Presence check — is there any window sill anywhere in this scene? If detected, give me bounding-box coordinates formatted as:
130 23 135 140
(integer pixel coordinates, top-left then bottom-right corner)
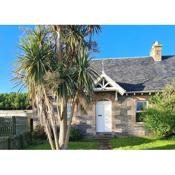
135 122 144 126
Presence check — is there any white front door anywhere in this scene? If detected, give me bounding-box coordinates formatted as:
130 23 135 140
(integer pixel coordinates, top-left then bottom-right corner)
96 101 112 132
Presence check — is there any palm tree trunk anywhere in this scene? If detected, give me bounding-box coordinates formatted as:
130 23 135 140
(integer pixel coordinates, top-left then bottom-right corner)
43 89 59 150
40 103 55 150
36 92 55 150
64 102 76 149
44 118 55 150
59 119 66 149
47 106 59 149
53 25 62 61
58 102 67 149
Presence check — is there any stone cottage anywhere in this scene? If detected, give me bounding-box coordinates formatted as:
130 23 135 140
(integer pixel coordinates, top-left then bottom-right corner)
70 41 175 137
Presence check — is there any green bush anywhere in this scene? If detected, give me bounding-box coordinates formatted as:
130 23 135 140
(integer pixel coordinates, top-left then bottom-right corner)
143 108 175 137
143 82 175 137
0 93 31 110
32 125 83 142
32 125 47 140
69 127 83 141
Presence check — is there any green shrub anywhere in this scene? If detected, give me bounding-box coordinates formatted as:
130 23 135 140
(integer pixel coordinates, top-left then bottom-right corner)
0 93 32 110
69 127 83 141
143 108 175 137
143 82 175 137
32 125 82 142
32 125 47 140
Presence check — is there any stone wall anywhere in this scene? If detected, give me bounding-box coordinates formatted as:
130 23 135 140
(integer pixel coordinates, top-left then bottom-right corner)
0 110 32 117
113 95 149 136
0 96 149 137
0 110 33 136
72 102 96 136
73 92 149 137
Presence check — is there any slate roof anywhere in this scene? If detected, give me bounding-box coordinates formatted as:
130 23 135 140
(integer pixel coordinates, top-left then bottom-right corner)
90 55 175 92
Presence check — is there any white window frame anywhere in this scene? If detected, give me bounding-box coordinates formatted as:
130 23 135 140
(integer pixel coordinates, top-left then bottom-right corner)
135 100 148 123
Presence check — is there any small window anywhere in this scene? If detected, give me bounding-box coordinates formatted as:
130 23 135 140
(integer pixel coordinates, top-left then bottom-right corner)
136 100 148 122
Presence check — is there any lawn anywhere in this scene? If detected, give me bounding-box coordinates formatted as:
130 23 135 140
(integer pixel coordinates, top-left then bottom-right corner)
25 139 99 150
111 136 175 150
25 136 175 150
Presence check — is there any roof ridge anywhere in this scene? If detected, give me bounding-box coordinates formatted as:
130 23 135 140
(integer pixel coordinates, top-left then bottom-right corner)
92 55 175 61
92 55 150 61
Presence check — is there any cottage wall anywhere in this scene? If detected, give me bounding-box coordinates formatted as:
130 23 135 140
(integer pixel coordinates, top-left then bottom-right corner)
73 92 150 137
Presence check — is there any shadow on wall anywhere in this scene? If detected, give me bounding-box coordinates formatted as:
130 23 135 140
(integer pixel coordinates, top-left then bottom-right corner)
73 120 93 136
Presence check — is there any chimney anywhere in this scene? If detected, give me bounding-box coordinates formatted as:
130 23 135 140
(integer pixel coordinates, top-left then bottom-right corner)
150 41 162 61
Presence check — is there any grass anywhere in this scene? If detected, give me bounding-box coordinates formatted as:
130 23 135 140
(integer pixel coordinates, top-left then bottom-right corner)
25 136 175 150
26 142 51 150
111 136 175 150
25 139 99 150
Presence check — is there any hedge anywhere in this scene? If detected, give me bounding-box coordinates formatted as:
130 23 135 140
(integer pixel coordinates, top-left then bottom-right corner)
0 93 32 110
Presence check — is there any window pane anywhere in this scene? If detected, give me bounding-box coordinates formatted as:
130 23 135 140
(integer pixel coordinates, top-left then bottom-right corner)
136 101 147 111
136 112 143 122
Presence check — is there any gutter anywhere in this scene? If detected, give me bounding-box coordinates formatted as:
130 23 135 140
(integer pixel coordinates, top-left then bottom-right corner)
125 90 162 95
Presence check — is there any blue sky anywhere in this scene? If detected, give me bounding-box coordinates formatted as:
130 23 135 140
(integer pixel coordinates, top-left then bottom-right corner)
1 25 175 93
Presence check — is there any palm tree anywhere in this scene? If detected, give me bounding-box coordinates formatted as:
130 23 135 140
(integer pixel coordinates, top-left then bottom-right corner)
15 25 101 150
50 25 101 149
14 27 57 149
64 49 98 149
44 25 101 149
